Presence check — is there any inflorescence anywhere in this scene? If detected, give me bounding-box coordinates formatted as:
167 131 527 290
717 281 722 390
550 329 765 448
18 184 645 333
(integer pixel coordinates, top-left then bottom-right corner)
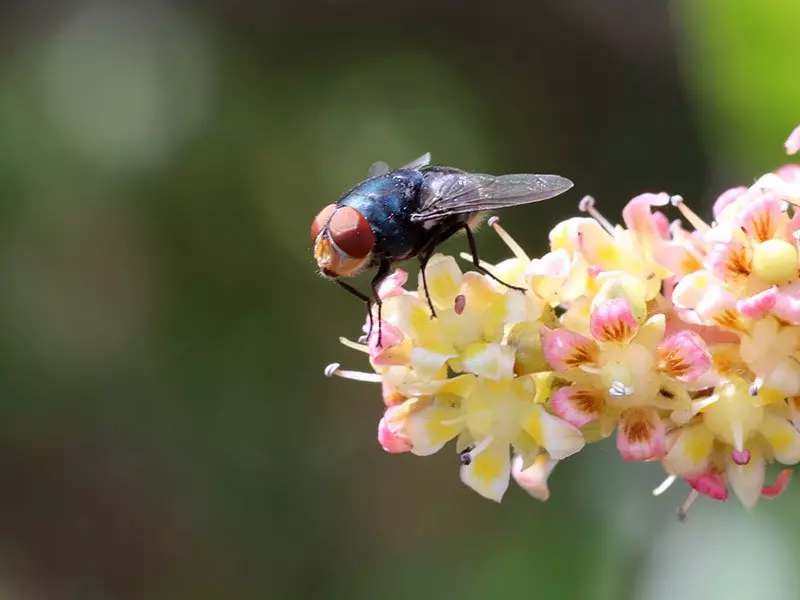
325 124 800 515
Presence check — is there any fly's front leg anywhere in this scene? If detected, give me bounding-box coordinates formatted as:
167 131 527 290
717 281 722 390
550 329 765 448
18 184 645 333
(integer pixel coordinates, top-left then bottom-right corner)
461 223 526 292
335 279 374 342
370 259 391 347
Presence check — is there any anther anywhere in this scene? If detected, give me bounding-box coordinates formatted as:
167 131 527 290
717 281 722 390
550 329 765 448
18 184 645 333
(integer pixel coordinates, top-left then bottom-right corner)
324 363 340 377
488 216 529 261
459 447 474 465
671 195 710 233
749 382 760 397
677 489 700 522
578 195 615 234
454 294 466 315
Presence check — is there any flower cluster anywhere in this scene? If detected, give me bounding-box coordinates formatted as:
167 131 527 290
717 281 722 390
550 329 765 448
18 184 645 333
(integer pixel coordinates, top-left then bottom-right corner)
325 124 800 514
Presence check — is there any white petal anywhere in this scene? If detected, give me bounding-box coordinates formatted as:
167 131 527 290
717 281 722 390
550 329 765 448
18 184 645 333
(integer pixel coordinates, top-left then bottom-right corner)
460 440 511 502
726 449 766 511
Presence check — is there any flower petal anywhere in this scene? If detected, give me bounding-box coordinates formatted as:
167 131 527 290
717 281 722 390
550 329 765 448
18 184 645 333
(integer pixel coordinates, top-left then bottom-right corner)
521 404 585 460
663 423 714 476
785 124 800 155
737 192 784 243
685 471 728 501
460 440 511 502
540 328 598 371
761 469 792 498
512 453 558 501
404 401 463 456
616 408 665 461
549 385 604 428
377 269 408 299
409 344 456 379
737 286 778 320
367 321 409 367
378 407 413 454
460 342 515 380
621 192 670 243
772 282 800 324
656 330 712 382
726 447 766 511
589 298 639 345
418 254 463 310
713 186 748 220
760 411 800 464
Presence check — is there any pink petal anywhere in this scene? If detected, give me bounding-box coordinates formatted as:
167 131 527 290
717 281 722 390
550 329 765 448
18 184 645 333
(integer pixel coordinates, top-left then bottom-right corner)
713 187 748 220
653 211 670 239
528 249 571 277
368 321 406 366
777 164 800 185
785 124 800 155
616 408 666 461
540 328 599 371
685 471 728 501
378 406 413 453
549 385 604 428
377 269 409 299
761 468 793 498
705 240 751 283
621 192 671 242
512 454 558 501
589 298 638 345
657 330 712 382
737 192 783 243
772 283 800 324
737 286 778 320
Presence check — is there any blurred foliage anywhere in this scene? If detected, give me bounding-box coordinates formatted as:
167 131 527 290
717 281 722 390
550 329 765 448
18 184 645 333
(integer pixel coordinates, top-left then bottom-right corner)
0 1 797 599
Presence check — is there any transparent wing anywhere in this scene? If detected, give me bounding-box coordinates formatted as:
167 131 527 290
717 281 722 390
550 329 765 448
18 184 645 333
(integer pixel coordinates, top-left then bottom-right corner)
410 172 573 221
367 161 390 178
402 152 431 170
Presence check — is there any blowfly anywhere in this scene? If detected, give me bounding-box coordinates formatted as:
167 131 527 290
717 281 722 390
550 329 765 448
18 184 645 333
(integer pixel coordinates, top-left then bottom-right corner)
311 153 573 345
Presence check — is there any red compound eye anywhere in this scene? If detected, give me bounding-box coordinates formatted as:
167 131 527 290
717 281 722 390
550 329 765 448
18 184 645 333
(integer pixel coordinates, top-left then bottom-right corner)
311 204 337 242
328 206 375 259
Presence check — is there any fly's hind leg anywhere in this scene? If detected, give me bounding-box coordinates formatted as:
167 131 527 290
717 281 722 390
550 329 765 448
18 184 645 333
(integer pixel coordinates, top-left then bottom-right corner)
461 223 526 292
418 251 438 319
369 259 391 347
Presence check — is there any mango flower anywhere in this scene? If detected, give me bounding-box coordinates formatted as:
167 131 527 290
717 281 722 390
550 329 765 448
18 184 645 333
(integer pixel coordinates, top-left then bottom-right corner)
325 123 800 515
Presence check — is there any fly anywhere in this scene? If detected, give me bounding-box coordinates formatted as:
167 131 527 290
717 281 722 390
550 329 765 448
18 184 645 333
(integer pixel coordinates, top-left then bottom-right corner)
311 153 573 345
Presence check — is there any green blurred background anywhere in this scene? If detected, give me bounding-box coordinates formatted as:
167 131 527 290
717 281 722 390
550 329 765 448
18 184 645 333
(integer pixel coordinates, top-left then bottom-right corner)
0 1 799 598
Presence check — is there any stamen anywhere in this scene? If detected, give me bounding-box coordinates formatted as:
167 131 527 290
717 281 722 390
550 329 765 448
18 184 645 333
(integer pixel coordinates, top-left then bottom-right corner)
338 336 369 353
609 381 633 398
677 489 700 522
781 200 791 213
488 216 529 261
732 449 751 465
323 362 382 382
459 446 474 465
749 379 761 397
653 474 678 496
578 195 615 234
671 195 710 233
732 423 745 453
454 294 466 315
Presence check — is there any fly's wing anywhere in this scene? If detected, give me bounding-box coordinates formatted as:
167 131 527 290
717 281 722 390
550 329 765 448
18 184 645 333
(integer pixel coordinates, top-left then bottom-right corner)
368 153 430 178
402 152 431 170
410 172 573 221
367 161 390 178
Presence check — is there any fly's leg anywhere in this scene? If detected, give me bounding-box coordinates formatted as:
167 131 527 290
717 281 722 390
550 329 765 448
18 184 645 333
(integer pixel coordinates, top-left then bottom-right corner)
369 259 391 347
461 223 526 292
335 279 375 342
418 251 438 319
